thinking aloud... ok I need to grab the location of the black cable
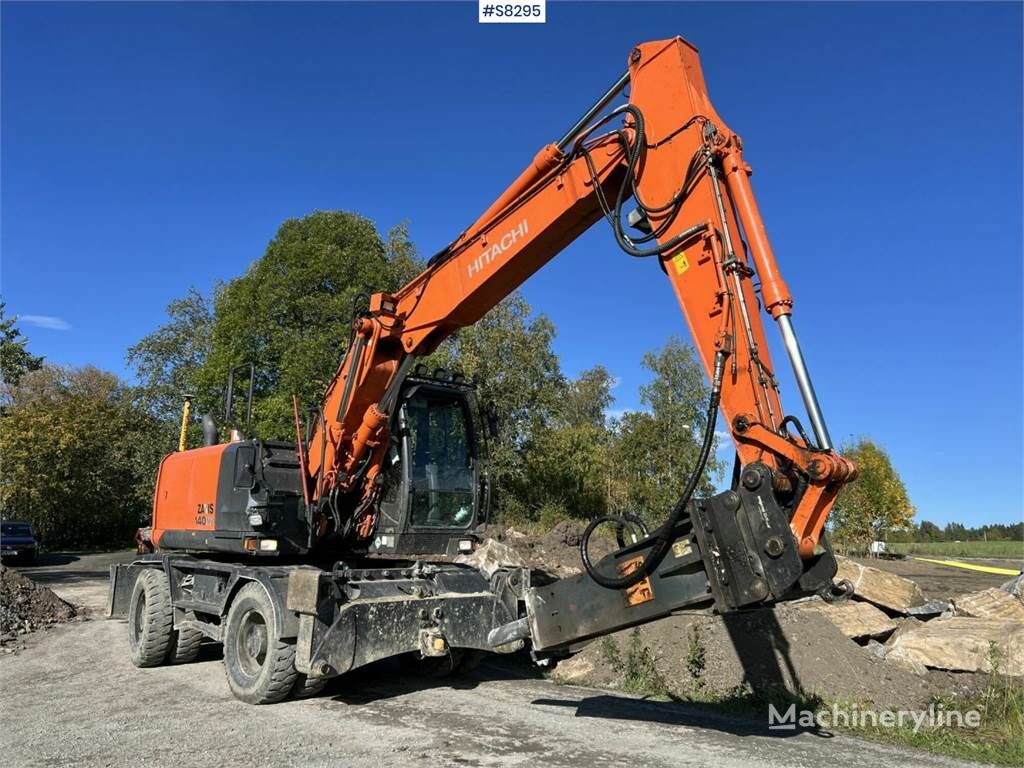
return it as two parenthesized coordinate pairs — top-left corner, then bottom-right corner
(580, 350), (727, 590)
(613, 512), (650, 548)
(574, 106), (713, 258)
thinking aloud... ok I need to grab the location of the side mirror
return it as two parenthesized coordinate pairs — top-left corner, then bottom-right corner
(485, 401), (499, 439)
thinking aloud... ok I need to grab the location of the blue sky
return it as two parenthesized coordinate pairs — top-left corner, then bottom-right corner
(3, 2), (1021, 526)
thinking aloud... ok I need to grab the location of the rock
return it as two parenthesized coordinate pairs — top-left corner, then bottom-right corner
(885, 649), (929, 676)
(884, 616), (1024, 676)
(952, 587), (1024, 620)
(836, 556), (926, 613)
(906, 600), (951, 618)
(504, 528), (527, 540)
(999, 574), (1024, 603)
(455, 539), (527, 577)
(796, 598), (897, 640)
(865, 639), (888, 659)
(549, 653), (599, 684)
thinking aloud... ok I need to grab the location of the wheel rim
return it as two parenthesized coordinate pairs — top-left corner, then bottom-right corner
(131, 591), (146, 645)
(235, 609), (268, 677)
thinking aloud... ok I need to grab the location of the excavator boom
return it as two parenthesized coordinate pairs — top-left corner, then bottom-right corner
(306, 37), (855, 571)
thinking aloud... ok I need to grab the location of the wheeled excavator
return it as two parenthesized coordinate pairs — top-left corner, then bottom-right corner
(109, 36), (857, 704)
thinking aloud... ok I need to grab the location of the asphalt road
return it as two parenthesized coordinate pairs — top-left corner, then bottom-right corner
(0, 552), (985, 768)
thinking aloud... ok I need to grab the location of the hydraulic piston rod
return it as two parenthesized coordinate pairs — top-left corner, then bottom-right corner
(777, 314), (832, 450)
(555, 72), (630, 151)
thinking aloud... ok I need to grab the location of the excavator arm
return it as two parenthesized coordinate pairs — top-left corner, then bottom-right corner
(305, 37), (856, 605)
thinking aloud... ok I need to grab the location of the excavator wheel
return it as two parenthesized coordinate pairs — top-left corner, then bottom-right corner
(291, 673), (329, 699)
(223, 582), (299, 704)
(166, 622), (203, 665)
(127, 568), (175, 667)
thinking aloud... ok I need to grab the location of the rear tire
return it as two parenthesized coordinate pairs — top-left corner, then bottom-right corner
(166, 623), (203, 664)
(128, 569), (174, 667)
(291, 673), (328, 699)
(223, 582), (298, 704)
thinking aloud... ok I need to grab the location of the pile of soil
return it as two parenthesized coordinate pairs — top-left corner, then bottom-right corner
(551, 604), (982, 710)
(0, 566), (78, 651)
(493, 520), (616, 579)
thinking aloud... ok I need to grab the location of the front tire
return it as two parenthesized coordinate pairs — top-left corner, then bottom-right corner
(223, 582), (298, 704)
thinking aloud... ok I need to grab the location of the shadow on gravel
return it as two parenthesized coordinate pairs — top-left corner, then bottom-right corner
(529, 694), (833, 740)
(29, 553), (82, 567)
(325, 652), (546, 705)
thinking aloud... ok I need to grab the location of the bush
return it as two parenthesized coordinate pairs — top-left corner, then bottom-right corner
(0, 365), (165, 549)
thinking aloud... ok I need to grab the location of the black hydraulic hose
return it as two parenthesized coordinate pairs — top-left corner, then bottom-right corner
(780, 414), (818, 451)
(581, 350), (727, 590)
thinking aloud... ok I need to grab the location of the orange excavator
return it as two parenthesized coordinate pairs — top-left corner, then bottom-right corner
(111, 37), (857, 704)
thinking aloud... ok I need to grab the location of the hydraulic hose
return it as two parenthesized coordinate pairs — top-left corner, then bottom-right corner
(580, 350), (727, 590)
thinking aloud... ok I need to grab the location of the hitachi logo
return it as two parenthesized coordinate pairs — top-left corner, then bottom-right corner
(467, 219), (529, 279)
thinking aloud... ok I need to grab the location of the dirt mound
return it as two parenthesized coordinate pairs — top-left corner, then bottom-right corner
(1, 566), (78, 651)
(551, 603), (979, 710)
(492, 520), (622, 581)
(543, 520), (583, 549)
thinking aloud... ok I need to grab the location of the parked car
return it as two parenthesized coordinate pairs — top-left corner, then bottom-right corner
(1, 521), (39, 564)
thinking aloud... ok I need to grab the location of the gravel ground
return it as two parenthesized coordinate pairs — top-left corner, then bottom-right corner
(0, 552), (987, 768)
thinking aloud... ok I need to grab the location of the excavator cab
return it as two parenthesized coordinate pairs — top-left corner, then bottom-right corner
(367, 367), (491, 557)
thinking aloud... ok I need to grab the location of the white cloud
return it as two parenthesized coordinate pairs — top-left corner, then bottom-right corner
(18, 314), (71, 331)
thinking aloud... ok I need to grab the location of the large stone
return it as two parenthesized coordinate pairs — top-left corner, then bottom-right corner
(797, 598), (898, 640)
(885, 617), (1024, 676)
(1000, 574), (1024, 603)
(836, 556), (926, 613)
(906, 600), (951, 618)
(952, 587), (1024, 621)
(455, 538), (526, 577)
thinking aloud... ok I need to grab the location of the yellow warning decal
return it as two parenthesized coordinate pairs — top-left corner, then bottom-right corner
(672, 251), (690, 275)
(618, 556), (655, 606)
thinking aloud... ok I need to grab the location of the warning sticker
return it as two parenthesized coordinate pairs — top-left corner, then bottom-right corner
(617, 556), (655, 606)
(671, 251), (690, 275)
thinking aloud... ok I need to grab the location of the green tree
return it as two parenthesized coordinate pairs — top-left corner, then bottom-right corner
(0, 302), (43, 397)
(830, 438), (915, 552)
(129, 212), (422, 442)
(612, 337), (723, 525)
(0, 365), (165, 547)
(512, 366), (617, 523)
(917, 520), (942, 542)
(127, 287), (214, 429)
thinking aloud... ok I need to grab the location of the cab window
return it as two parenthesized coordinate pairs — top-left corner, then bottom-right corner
(405, 392), (475, 529)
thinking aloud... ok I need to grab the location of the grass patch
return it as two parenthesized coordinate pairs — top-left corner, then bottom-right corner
(886, 540), (1023, 559)
(600, 630), (668, 697)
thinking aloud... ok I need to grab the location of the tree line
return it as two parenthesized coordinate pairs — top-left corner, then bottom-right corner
(885, 520), (1023, 544)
